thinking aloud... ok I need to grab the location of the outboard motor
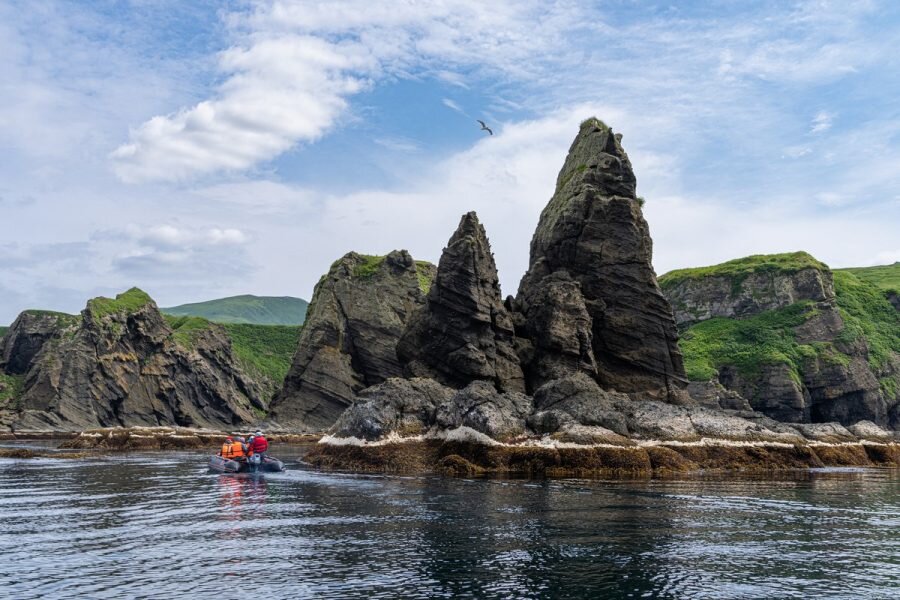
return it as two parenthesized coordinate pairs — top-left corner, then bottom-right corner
(249, 453), (262, 472)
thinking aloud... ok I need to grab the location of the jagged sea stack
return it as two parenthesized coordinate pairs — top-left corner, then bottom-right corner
(270, 250), (435, 431)
(516, 118), (686, 396)
(1, 288), (264, 430)
(398, 212), (526, 393)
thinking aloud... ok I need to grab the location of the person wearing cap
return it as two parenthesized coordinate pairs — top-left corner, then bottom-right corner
(247, 430), (268, 462)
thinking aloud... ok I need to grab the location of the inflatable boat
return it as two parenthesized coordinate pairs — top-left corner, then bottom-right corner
(208, 454), (285, 473)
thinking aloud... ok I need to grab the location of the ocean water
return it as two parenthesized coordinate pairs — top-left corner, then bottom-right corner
(1, 444), (898, 599)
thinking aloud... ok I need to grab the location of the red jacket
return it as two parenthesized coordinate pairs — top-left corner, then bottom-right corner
(249, 436), (268, 453)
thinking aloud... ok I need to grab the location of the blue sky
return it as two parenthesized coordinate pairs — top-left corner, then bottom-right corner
(1, 0), (899, 323)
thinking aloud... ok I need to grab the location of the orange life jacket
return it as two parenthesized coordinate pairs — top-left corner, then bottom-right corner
(221, 441), (245, 459)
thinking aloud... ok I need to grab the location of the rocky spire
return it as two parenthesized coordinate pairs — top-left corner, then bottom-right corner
(398, 212), (525, 393)
(270, 250), (434, 431)
(516, 118), (686, 397)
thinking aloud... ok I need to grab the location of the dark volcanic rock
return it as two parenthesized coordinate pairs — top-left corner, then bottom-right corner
(397, 212), (525, 393)
(516, 118), (686, 396)
(512, 273), (597, 390)
(270, 251), (435, 431)
(527, 373), (630, 436)
(4, 289), (264, 431)
(0, 311), (78, 375)
(329, 377), (454, 441)
(435, 380), (532, 441)
(888, 291), (900, 312)
(328, 377), (531, 442)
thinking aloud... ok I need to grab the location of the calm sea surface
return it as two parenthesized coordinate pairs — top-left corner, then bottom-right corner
(1, 443), (898, 599)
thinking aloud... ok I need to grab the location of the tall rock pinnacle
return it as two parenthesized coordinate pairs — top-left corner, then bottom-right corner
(398, 212), (526, 393)
(516, 118), (686, 397)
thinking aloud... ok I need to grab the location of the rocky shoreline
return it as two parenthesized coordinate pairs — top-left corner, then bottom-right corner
(307, 436), (900, 477)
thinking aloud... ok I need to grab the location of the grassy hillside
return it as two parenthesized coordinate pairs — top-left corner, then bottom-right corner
(660, 251), (827, 290)
(0, 326), (8, 338)
(162, 295), (308, 325)
(222, 323), (301, 388)
(673, 264), (899, 399)
(838, 263), (900, 293)
(165, 315), (300, 394)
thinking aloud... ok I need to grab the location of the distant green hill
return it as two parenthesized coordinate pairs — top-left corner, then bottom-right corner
(162, 295), (308, 325)
(838, 263), (900, 293)
(0, 326), (8, 338)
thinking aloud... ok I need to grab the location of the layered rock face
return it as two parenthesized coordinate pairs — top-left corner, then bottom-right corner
(663, 255), (833, 326)
(270, 251), (435, 431)
(0, 311), (78, 375)
(516, 119), (685, 396)
(661, 259), (900, 427)
(397, 212), (525, 393)
(1, 289), (264, 430)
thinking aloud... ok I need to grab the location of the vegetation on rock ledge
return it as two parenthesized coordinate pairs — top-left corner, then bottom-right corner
(87, 288), (153, 322)
(678, 301), (838, 381)
(832, 272), (900, 391)
(660, 252), (828, 290)
(0, 372), (24, 409)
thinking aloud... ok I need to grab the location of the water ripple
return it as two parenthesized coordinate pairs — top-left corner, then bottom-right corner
(1, 454), (899, 599)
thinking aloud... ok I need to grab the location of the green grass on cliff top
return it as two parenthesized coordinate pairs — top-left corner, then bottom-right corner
(162, 294), (308, 326)
(348, 254), (434, 294)
(0, 326), (7, 338)
(838, 262), (900, 293)
(659, 252), (828, 290)
(87, 288), (153, 320)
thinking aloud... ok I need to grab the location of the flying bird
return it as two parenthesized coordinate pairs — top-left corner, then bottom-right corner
(477, 120), (493, 135)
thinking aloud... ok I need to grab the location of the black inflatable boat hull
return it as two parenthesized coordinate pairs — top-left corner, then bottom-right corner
(208, 455), (285, 473)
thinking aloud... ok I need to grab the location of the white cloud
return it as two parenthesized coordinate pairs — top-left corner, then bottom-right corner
(110, 0), (596, 183)
(870, 250), (900, 265)
(442, 98), (465, 114)
(810, 110), (834, 134)
(783, 145), (813, 158)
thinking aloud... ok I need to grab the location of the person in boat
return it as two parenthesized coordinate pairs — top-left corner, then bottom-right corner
(247, 430), (269, 462)
(219, 436), (246, 461)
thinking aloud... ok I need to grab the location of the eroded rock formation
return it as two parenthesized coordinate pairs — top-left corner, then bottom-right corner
(270, 251), (435, 431)
(397, 212), (526, 393)
(515, 118), (686, 396)
(1, 288), (264, 430)
(661, 259), (900, 427)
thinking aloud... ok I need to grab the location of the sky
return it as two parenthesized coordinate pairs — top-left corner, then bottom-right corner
(2, 0), (899, 324)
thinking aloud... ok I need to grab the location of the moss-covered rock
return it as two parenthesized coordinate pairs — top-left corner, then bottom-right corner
(661, 254), (900, 427)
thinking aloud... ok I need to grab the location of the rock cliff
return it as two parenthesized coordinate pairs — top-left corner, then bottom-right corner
(270, 251), (435, 431)
(0, 288), (265, 430)
(661, 252), (832, 326)
(660, 256), (900, 427)
(515, 118), (685, 396)
(397, 212), (525, 393)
